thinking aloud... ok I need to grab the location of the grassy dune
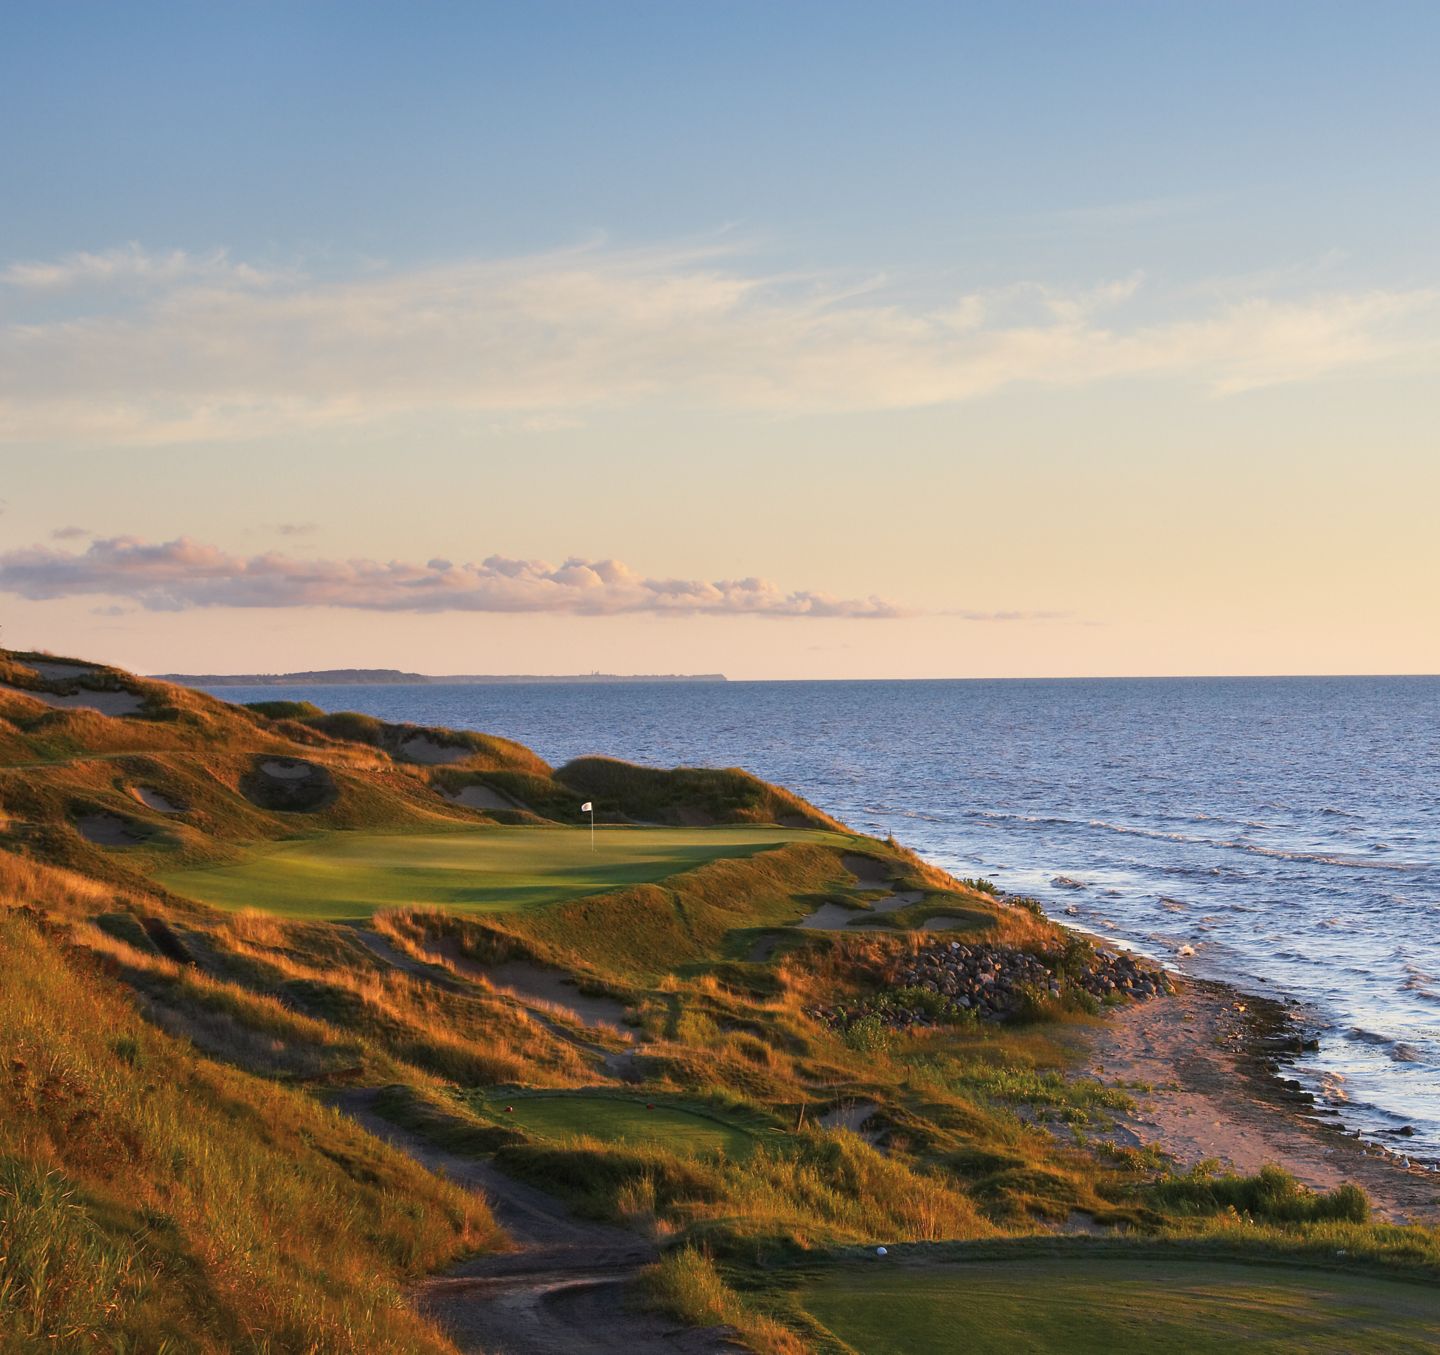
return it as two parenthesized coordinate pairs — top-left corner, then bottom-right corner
(802, 1258), (1440, 1354)
(154, 824), (840, 919)
(0, 909), (494, 1353)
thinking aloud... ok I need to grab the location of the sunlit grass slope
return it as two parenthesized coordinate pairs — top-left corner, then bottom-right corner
(801, 1258), (1440, 1355)
(155, 825), (842, 919)
(0, 909), (494, 1353)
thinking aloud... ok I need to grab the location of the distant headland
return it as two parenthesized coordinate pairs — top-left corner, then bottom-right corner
(153, 668), (728, 686)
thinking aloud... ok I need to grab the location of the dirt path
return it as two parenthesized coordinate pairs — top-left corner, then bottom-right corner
(1080, 979), (1440, 1225)
(329, 1089), (742, 1354)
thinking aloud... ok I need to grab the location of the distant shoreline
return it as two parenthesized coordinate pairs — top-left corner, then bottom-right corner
(154, 668), (727, 687)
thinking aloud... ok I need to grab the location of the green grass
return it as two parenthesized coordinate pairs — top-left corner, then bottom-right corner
(466, 1092), (759, 1158)
(803, 1258), (1440, 1354)
(155, 825), (838, 920)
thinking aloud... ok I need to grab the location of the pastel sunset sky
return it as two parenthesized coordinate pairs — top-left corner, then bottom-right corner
(3, 2), (1436, 678)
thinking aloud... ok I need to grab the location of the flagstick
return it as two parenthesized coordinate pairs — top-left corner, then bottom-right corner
(590, 804), (595, 852)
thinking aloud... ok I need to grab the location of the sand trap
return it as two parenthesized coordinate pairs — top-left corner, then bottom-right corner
(260, 759), (316, 779)
(843, 854), (893, 888)
(443, 784), (520, 811)
(747, 935), (784, 962)
(870, 891), (923, 914)
(75, 813), (143, 845)
(483, 960), (631, 1032)
(819, 1101), (881, 1138)
(400, 734), (470, 765)
(0, 683), (144, 717)
(20, 660), (102, 681)
(133, 787), (184, 813)
(797, 902), (892, 930)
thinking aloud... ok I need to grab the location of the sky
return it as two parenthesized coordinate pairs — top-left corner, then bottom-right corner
(1, 1), (1437, 679)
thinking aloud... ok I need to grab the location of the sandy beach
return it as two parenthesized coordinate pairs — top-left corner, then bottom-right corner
(1080, 977), (1440, 1225)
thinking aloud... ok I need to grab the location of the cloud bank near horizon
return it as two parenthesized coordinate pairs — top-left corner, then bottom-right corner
(0, 536), (920, 619)
(2, 241), (1435, 445)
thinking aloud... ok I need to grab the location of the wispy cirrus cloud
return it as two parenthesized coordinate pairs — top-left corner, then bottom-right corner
(1, 240), (1435, 445)
(0, 536), (917, 619)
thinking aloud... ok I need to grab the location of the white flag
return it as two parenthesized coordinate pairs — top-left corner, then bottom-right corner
(580, 802), (593, 812)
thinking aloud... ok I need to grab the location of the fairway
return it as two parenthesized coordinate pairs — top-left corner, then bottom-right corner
(468, 1092), (757, 1157)
(155, 825), (832, 919)
(803, 1258), (1440, 1354)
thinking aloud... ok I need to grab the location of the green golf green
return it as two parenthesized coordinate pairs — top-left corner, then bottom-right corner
(470, 1092), (757, 1157)
(155, 825), (833, 920)
(804, 1258), (1440, 1354)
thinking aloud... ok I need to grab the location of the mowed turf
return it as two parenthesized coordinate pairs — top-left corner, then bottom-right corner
(468, 1092), (758, 1157)
(803, 1258), (1440, 1354)
(155, 825), (835, 919)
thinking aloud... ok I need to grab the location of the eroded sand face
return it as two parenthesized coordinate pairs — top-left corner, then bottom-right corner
(133, 787), (185, 813)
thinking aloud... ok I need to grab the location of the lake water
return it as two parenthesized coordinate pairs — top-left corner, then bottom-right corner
(209, 675), (1440, 1156)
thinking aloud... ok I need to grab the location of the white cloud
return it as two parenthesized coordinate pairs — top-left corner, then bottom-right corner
(0, 241), (1435, 445)
(0, 242), (282, 292)
(0, 536), (912, 619)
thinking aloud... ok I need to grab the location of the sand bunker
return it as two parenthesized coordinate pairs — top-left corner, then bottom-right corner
(485, 961), (632, 1031)
(20, 660), (102, 681)
(260, 759), (315, 779)
(843, 854), (893, 888)
(796, 902), (892, 930)
(443, 784), (520, 811)
(0, 683), (144, 717)
(133, 787), (184, 813)
(818, 1101), (881, 1138)
(870, 891), (923, 914)
(75, 813), (143, 845)
(400, 735), (470, 765)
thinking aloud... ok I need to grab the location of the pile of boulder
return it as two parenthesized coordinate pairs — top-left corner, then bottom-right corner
(812, 939), (1175, 1033)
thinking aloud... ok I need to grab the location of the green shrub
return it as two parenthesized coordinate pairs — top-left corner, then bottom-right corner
(1152, 1164), (1370, 1224)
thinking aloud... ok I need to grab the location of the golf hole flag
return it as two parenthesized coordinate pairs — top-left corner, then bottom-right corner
(582, 801), (595, 850)
(580, 802), (593, 812)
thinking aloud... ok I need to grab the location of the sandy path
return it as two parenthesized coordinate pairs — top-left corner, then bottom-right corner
(329, 1089), (742, 1354)
(1080, 979), (1440, 1225)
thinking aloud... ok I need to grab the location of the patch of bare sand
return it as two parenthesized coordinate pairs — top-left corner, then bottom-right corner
(19, 660), (102, 681)
(842, 853), (892, 888)
(259, 758), (315, 779)
(443, 784), (523, 812)
(818, 1100), (882, 1143)
(1080, 978), (1440, 1225)
(795, 902), (891, 930)
(401, 734), (471, 765)
(133, 787), (185, 813)
(0, 682), (145, 716)
(432, 941), (632, 1033)
(75, 813), (144, 845)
